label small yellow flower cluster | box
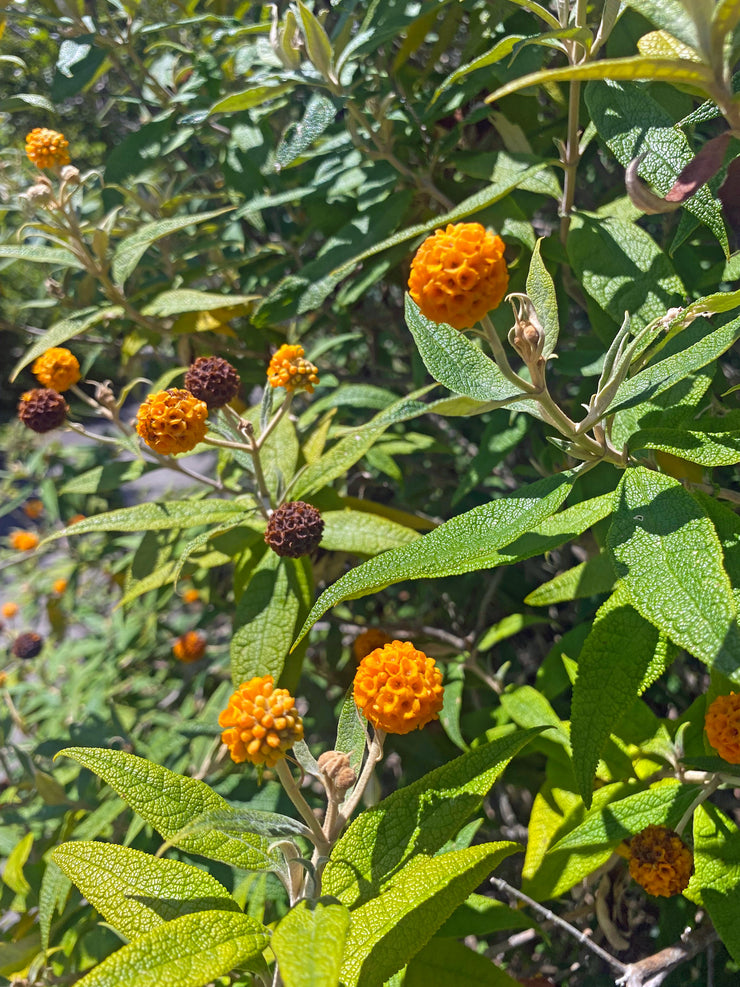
[32,347,80,392]
[219,676,304,767]
[705,691,740,764]
[25,128,70,169]
[628,825,693,897]
[267,344,320,393]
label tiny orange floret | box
[628,825,693,897]
[135,389,208,456]
[10,531,39,552]
[25,128,71,169]
[408,222,509,330]
[183,588,200,605]
[172,630,207,664]
[353,640,444,735]
[266,344,320,394]
[52,578,67,595]
[219,675,304,767]
[32,347,80,392]
[23,499,44,520]
[1,602,19,619]
[705,691,740,764]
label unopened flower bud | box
[507,293,546,365]
[60,165,80,185]
[317,750,357,801]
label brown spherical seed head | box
[184,356,241,409]
[12,632,44,660]
[264,501,324,558]
[18,388,68,433]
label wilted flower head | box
[628,825,693,897]
[267,344,319,393]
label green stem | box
[275,758,330,856]
[479,315,537,393]
[336,729,385,828]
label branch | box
[617,921,718,987]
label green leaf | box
[39,860,71,951]
[625,0,706,51]
[712,0,740,53]
[524,551,615,606]
[46,500,248,539]
[141,289,258,317]
[0,243,85,269]
[568,215,684,328]
[52,842,238,940]
[432,35,528,104]
[608,314,740,421]
[11,306,125,381]
[111,207,233,285]
[0,92,55,112]
[339,843,518,987]
[608,468,740,679]
[552,781,702,850]
[323,729,542,906]
[335,689,367,777]
[3,833,32,895]
[59,460,150,495]
[276,93,336,167]
[297,1,334,79]
[70,910,269,987]
[526,238,559,358]
[166,806,312,845]
[570,584,670,806]
[476,614,549,651]
[320,509,420,555]
[404,296,535,408]
[272,898,350,987]
[437,893,535,938]
[405,939,521,987]
[231,552,311,685]
[585,80,728,253]
[209,83,294,115]
[629,419,740,466]
[56,748,280,873]
[485,57,715,105]
[294,472,577,646]
[687,803,740,962]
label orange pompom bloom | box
[408,222,509,330]
[183,588,200,605]
[136,389,208,456]
[628,825,693,897]
[11,531,39,552]
[25,128,71,169]
[219,675,304,767]
[353,628,392,663]
[172,630,207,664]
[353,640,444,735]
[32,347,80,392]
[705,691,740,764]
[23,499,44,520]
[1,602,19,619]
[52,578,67,595]
[68,514,86,526]
[267,344,320,393]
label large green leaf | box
[625,0,706,51]
[405,939,521,987]
[404,296,538,411]
[526,238,559,358]
[585,80,728,253]
[568,215,684,328]
[323,728,542,906]
[687,803,740,962]
[111,207,232,284]
[141,289,258,317]
[275,93,336,168]
[56,748,280,873]
[608,468,740,679]
[45,500,248,539]
[11,306,125,380]
[272,898,350,987]
[340,843,517,987]
[570,584,670,806]
[231,553,311,685]
[524,551,615,606]
[71,910,269,987]
[629,417,740,466]
[52,842,238,940]
[320,509,420,555]
[0,243,85,269]
[295,472,577,645]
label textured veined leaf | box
[11,307,124,381]
[272,898,351,987]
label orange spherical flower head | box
[219,675,304,767]
[408,222,509,330]
[705,691,740,764]
[264,501,324,558]
[628,825,693,897]
[25,128,71,169]
[32,347,80,392]
[23,498,44,520]
[353,640,444,735]
[184,356,241,409]
[135,388,208,456]
[172,630,207,664]
[18,388,68,433]
[267,344,320,394]
[52,578,67,595]
[353,628,392,663]
[11,632,44,660]
[183,588,200,605]
[10,531,39,552]
[1,602,19,619]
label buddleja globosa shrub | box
[2,0,740,985]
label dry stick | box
[617,921,718,987]
[489,876,628,977]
